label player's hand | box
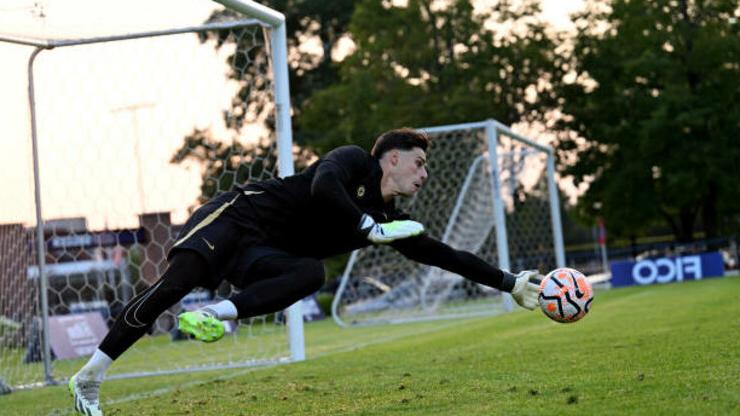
[511,270,542,310]
[359,214,424,244]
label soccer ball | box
[538,267,593,323]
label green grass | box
[2,276,739,415]
[1,320,292,388]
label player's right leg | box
[69,250,210,416]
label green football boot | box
[177,310,225,342]
[69,374,103,416]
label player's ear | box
[390,150,399,166]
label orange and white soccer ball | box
[538,267,593,323]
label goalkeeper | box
[69,128,542,416]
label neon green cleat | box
[69,374,103,416]
[177,310,225,342]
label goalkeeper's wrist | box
[358,214,375,235]
[500,271,517,293]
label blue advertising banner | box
[610,252,725,288]
[47,228,146,250]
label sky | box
[0,0,584,231]
[0,0,244,229]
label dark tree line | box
[172,0,739,242]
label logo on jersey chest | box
[356,185,366,198]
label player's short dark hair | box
[371,128,430,159]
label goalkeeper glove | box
[510,270,542,310]
[359,214,424,244]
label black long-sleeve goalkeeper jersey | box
[233,145,514,292]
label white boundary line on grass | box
[47,318,475,415]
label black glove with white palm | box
[359,214,424,244]
[504,270,543,310]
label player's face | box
[395,147,428,197]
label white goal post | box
[332,119,565,327]
[218,0,305,366]
[0,0,302,390]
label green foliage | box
[205,2,357,143]
[299,0,560,153]
[505,172,562,269]
[172,3,355,201]
[555,0,740,241]
[260,1,356,128]
[170,129,315,204]
[314,292,334,316]
[322,252,350,282]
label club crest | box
[356,185,366,198]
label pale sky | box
[0,0,584,231]
[0,0,246,229]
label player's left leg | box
[70,251,210,416]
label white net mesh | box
[0,4,293,389]
[332,123,560,326]
[497,131,558,273]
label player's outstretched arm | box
[391,235,543,310]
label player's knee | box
[296,258,325,292]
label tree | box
[262,1,356,133]
[555,0,739,242]
[171,129,313,205]
[171,2,355,203]
[299,0,561,153]
[202,2,356,142]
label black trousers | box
[99,250,324,360]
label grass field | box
[2,276,739,415]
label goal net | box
[332,121,565,326]
[0,0,301,390]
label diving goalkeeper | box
[69,128,542,416]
